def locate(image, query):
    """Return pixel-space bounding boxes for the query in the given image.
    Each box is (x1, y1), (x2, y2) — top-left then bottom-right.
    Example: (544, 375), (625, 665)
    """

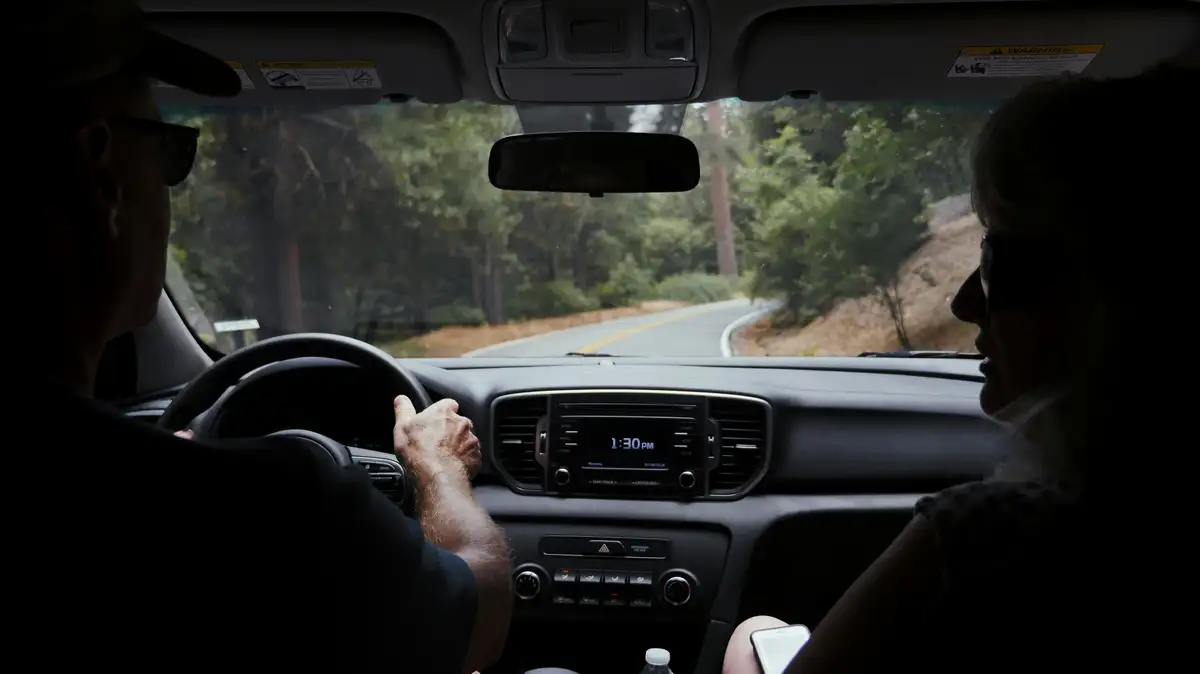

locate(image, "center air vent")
(493, 395), (548, 489)
(709, 397), (770, 494)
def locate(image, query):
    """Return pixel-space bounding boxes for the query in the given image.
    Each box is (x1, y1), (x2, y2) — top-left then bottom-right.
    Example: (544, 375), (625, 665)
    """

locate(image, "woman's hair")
(970, 63), (1196, 490)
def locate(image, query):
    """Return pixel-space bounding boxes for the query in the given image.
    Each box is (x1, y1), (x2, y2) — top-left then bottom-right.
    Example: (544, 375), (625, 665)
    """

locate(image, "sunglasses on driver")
(107, 116), (199, 187)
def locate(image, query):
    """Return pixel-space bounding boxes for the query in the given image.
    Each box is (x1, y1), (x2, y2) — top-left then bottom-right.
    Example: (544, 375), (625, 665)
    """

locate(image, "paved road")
(466, 298), (767, 357)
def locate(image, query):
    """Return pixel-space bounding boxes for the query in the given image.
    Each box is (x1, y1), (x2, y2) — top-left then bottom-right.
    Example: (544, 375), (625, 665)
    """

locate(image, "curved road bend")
(466, 298), (764, 358)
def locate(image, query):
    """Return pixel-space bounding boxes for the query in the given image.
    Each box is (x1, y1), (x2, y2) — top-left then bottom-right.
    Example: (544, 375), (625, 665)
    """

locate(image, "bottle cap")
(645, 648), (670, 666)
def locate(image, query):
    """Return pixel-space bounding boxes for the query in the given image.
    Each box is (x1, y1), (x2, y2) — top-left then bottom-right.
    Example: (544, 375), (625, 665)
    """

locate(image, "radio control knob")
(514, 570), (542, 600)
(554, 468), (571, 486)
(678, 471), (696, 489)
(663, 576), (692, 606)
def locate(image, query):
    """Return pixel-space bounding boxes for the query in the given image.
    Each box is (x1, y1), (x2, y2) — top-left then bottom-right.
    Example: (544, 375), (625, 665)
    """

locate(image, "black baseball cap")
(20, 0), (241, 97)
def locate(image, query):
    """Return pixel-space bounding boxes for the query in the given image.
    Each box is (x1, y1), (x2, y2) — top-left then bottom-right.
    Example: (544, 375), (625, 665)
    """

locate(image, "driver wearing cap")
(17, 3), (512, 672)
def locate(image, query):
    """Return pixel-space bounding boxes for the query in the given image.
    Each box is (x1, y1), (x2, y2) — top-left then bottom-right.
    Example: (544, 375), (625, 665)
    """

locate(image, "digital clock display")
(574, 417), (679, 470)
(610, 436), (657, 451)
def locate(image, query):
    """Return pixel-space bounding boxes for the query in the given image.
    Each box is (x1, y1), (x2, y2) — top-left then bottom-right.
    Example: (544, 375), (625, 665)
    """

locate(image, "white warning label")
(947, 44), (1104, 78)
(257, 60), (383, 90)
(213, 318), (260, 333)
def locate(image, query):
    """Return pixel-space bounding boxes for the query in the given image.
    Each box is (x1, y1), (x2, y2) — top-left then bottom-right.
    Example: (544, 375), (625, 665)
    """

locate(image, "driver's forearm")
(414, 467), (505, 557)
(413, 466), (512, 672)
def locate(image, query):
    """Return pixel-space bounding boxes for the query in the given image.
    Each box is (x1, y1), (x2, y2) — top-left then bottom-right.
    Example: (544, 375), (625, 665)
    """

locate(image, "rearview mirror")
(488, 132), (700, 196)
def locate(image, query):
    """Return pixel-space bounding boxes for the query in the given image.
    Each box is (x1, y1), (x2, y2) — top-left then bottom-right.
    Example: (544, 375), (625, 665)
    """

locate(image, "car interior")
(104, 1), (1200, 673)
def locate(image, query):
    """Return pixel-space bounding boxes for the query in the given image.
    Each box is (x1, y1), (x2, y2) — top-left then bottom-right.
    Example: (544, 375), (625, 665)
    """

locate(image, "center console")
(487, 390), (764, 674)
(491, 389), (772, 500)
(546, 392), (712, 499)
(499, 522), (729, 621)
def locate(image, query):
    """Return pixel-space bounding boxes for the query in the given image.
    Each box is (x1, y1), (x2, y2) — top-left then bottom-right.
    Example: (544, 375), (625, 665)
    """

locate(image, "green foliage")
(740, 103), (987, 329)
(508, 280), (599, 319)
(654, 274), (736, 304)
(165, 98), (989, 351)
(427, 303), (488, 327)
(594, 254), (656, 308)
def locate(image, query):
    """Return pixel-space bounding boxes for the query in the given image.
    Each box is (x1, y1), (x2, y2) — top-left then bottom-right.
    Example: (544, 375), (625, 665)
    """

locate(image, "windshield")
(166, 99), (992, 357)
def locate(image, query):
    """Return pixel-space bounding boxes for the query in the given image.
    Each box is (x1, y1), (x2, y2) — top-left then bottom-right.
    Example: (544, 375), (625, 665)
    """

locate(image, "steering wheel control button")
(603, 571), (627, 585)
(662, 576), (692, 606)
(628, 572), (654, 586)
(514, 571), (542, 601)
(577, 570), (602, 585)
(586, 539), (624, 556)
(678, 470), (696, 489)
(554, 468), (571, 485)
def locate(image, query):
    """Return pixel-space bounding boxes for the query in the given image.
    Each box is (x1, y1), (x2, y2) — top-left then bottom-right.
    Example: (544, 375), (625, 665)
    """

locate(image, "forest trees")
(166, 99), (989, 351)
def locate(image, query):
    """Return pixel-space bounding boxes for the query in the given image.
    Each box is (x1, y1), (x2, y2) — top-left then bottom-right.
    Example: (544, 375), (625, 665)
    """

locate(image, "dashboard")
(122, 355), (1008, 674)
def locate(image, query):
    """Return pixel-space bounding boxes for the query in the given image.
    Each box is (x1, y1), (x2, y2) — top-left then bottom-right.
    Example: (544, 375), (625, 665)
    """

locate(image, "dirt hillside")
(736, 212), (983, 356)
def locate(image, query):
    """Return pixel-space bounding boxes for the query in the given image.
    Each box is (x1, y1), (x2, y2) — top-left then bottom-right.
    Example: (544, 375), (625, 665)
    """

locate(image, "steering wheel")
(157, 333), (432, 510)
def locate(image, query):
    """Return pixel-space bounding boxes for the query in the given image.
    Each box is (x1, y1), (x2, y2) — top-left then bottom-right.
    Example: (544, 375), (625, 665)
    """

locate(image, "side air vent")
(493, 396), (548, 489)
(709, 397), (770, 494)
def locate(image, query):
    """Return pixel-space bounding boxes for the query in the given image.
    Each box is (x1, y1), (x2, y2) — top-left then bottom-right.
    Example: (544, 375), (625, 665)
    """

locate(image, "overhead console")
(484, 0), (707, 103)
(491, 389), (771, 500)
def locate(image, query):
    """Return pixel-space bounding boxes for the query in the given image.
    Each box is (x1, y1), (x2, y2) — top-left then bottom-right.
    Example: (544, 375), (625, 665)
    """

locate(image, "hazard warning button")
(586, 539), (625, 556)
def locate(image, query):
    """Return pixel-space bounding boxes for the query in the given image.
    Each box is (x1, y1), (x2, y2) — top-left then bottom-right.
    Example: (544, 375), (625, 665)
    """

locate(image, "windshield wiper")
(858, 350), (984, 359)
(564, 351), (618, 357)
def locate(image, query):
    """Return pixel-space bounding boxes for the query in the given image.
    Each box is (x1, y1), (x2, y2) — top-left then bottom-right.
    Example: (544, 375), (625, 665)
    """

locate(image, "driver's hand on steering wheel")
(393, 395), (481, 482)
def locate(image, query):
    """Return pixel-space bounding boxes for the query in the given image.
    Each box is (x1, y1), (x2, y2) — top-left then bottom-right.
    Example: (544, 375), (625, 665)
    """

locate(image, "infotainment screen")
(571, 417), (682, 470)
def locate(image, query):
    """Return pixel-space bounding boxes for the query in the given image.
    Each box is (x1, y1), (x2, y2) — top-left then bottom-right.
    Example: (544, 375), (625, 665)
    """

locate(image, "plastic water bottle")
(640, 648), (673, 674)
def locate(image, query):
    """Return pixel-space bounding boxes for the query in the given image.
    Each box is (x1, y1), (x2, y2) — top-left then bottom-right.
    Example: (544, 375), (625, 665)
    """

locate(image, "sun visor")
(148, 13), (463, 105)
(738, 3), (1198, 102)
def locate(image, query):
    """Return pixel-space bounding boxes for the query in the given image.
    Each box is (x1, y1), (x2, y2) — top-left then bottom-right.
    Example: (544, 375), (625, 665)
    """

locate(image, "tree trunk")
(278, 235), (303, 332)
(878, 284), (913, 350)
(471, 256), (485, 315)
(706, 101), (739, 280)
(271, 118), (304, 334)
(486, 238), (505, 323)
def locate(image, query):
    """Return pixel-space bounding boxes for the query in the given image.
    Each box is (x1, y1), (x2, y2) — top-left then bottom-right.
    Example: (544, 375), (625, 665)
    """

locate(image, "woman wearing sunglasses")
(724, 62), (1193, 674)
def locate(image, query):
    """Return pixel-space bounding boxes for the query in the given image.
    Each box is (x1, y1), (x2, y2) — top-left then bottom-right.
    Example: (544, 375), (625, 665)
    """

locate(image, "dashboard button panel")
(540, 535), (669, 559)
(509, 525), (726, 623)
(548, 566), (660, 610)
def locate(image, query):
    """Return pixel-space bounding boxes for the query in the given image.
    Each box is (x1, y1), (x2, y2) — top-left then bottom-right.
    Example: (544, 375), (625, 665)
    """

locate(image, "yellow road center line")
(573, 302), (742, 354)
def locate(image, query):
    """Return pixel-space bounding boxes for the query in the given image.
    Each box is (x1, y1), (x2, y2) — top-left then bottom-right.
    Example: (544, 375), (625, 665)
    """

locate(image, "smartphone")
(750, 624), (812, 674)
